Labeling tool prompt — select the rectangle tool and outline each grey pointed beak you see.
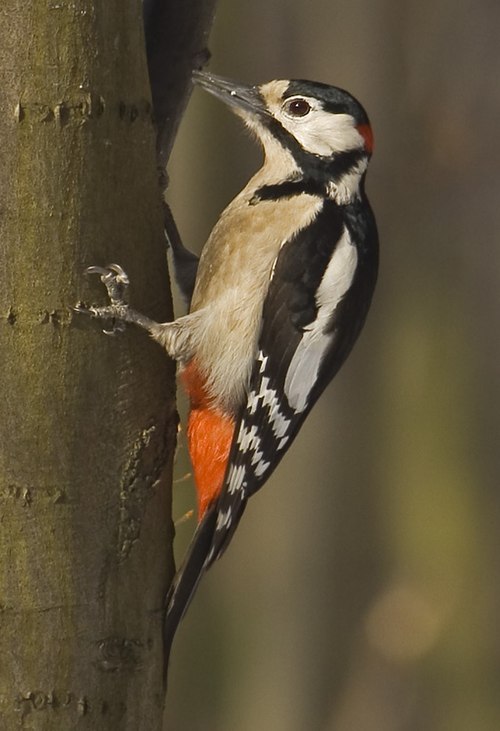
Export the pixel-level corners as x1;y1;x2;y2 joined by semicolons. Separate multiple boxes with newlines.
192;70;266;117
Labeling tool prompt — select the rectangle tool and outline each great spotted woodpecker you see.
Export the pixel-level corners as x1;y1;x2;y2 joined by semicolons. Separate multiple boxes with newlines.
77;71;378;661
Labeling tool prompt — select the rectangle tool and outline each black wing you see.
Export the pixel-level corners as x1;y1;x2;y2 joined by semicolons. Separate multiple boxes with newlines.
208;196;378;563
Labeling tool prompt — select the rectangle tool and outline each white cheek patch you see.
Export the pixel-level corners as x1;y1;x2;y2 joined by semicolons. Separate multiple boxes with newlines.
260;87;364;158
281;110;364;157
284;228;357;412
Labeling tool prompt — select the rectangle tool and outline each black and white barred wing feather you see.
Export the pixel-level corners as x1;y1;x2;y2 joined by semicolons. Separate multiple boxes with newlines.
208;198;378;563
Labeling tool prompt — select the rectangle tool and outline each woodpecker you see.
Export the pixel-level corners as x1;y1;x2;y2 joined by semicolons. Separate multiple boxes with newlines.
77;70;378;663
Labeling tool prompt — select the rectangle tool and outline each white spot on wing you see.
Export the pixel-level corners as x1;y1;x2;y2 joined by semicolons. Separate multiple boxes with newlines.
236;423;269;473
226;464;246;495
258;351;268;373
254;457;271;477
237;423;261;452
277;436;289;450
284;227;358;412
257;376;291;438
248;392;260;415
216;508;233;532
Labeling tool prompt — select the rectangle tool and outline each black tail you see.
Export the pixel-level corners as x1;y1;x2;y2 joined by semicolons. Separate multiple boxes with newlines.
163;505;218;677
163;492;249;685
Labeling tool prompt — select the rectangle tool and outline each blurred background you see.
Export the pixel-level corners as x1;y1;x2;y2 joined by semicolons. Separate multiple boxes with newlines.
164;1;500;729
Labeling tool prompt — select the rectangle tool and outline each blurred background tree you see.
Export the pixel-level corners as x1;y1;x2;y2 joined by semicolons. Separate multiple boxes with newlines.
163;1;500;729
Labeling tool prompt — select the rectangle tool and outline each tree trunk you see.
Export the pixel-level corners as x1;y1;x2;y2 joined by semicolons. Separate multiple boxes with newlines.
0;1;214;728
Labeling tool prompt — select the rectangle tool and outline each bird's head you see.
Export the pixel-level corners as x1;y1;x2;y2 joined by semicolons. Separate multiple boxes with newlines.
193;71;373;187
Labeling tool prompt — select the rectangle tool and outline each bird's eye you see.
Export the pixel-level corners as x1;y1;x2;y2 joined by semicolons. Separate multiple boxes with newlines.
283;98;311;117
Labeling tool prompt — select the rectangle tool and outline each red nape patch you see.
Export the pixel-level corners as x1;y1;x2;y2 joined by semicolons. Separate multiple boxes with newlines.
357;123;374;154
180;360;236;520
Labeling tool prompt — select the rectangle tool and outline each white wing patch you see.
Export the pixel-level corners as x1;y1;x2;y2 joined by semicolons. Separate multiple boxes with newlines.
284;227;358;412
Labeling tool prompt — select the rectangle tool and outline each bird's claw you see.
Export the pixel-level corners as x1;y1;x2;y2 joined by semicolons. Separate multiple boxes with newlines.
85;263;130;306
75;263;131;335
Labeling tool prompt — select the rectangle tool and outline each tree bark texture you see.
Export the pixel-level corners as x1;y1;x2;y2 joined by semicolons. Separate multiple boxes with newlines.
0;1;216;728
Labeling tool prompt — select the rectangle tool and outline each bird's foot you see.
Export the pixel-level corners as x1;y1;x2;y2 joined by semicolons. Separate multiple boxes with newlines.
74;263;131;335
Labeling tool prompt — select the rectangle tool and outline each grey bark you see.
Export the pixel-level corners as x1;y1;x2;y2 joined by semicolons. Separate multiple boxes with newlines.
0;1;215;728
